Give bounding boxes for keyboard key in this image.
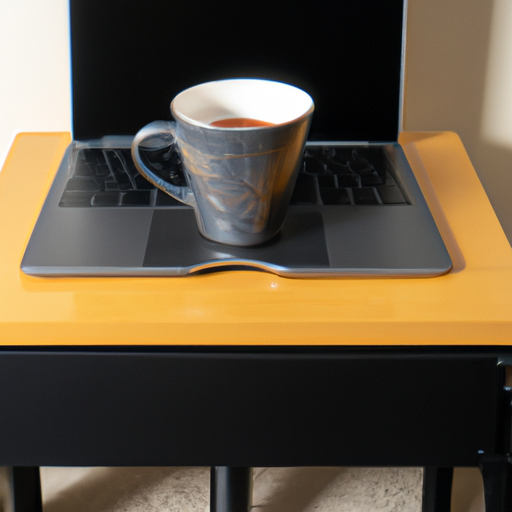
[303,156,326,174]
[104,180,120,190]
[320,187,351,205]
[336,174,360,188]
[349,158,373,173]
[66,177,101,191]
[105,151,136,188]
[327,162,352,174]
[121,191,152,206]
[120,149,141,177]
[329,147,353,165]
[353,187,379,205]
[114,172,133,190]
[359,172,384,186]
[59,190,95,207]
[91,192,122,206]
[317,175,336,188]
[377,185,407,204]
[74,160,94,177]
[330,155,350,167]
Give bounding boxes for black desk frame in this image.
[2,346,512,512]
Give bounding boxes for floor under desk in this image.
[4,466,484,512]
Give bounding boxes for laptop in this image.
[21,0,452,278]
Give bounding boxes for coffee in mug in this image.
[209,118,276,128]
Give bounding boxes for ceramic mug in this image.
[131,79,314,246]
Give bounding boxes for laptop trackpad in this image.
[143,209,330,270]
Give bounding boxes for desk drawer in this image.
[0,349,500,467]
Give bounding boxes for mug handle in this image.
[131,120,196,206]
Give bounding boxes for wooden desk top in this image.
[1,131,511,346]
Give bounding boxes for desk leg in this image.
[479,456,512,512]
[210,467,252,512]
[8,467,43,512]
[422,467,453,512]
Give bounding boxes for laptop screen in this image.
[70,0,405,142]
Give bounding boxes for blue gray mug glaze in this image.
[132,85,313,247]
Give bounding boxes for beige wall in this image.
[405,0,512,242]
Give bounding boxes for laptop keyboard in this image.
[59,146,407,208]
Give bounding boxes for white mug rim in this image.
[170,78,314,130]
